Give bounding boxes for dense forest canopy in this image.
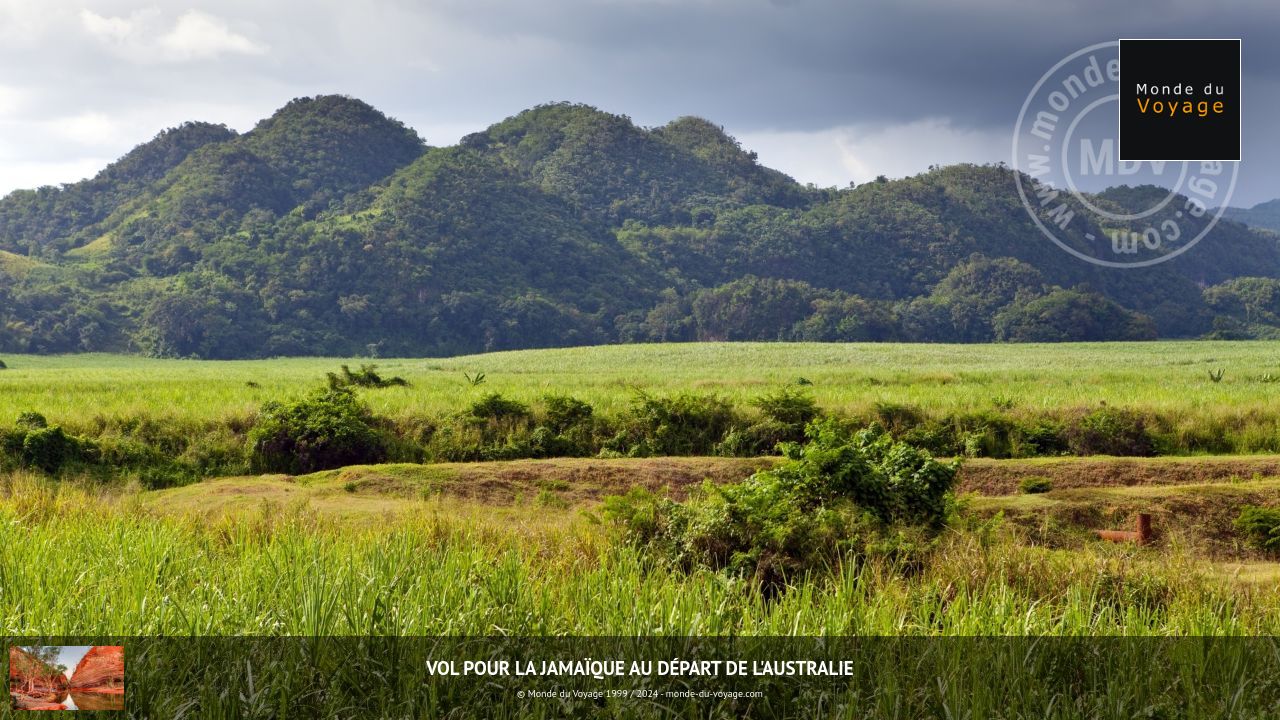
[1,95,1278,357]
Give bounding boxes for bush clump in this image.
[1064,406,1155,456]
[16,411,47,430]
[719,387,821,456]
[604,419,959,592]
[872,401,925,434]
[249,389,390,474]
[468,393,531,422]
[22,426,79,473]
[543,395,594,434]
[1019,476,1053,494]
[753,387,820,428]
[326,364,408,390]
[1,411,97,474]
[1018,418,1068,456]
[530,395,599,457]
[607,391,739,457]
[437,395,602,462]
[1234,506,1280,555]
[424,393,546,462]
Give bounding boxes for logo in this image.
[1119,39,1241,161]
[1012,41,1238,268]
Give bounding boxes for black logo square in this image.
[1119,39,1240,161]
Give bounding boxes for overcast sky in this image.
[1,0,1277,206]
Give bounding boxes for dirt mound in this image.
[958,456,1280,495]
[436,456,778,503]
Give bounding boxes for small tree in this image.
[605,420,959,592]
[249,389,389,474]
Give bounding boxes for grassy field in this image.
[11,467,1279,717]
[3,467,1279,638]
[3,341,1280,427]
[3,344,1280,644]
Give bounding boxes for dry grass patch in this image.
[142,456,779,520]
[959,455,1280,494]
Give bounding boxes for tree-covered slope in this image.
[1222,199,1280,234]
[87,95,425,273]
[240,95,427,210]
[465,103,815,225]
[179,147,664,357]
[2,96,1279,357]
[0,121,236,255]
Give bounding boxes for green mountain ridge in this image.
[0,121,237,255]
[1,95,1278,357]
[1222,199,1280,234]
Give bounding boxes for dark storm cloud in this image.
[407,0,1280,130]
[0,0,1276,203]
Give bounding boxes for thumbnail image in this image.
[9,646,124,712]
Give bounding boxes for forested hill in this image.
[2,95,1280,358]
[1223,199,1280,234]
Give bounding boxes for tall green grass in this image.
[2,474,1276,637]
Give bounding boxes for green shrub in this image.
[1064,406,1155,456]
[1234,506,1280,555]
[249,389,390,474]
[991,395,1016,410]
[1019,476,1053,494]
[489,425,571,460]
[716,419,796,457]
[533,395,600,456]
[326,364,408,390]
[900,421,960,456]
[468,393,531,422]
[962,429,993,458]
[0,359,7,369]
[950,413,1014,459]
[542,395,593,433]
[872,402,925,433]
[896,413,1067,459]
[178,433,251,478]
[16,411,48,430]
[21,425,94,474]
[752,387,819,427]
[717,387,822,455]
[1,412,98,475]
[0,427,23,464]
[421,394,541,462]
[88,435,202,489]
[607,392,740,457]
[423,423,488,462]
[604,420,959,592]
[1017,418,1067,456]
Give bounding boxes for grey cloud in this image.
[0,0,1276,203]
